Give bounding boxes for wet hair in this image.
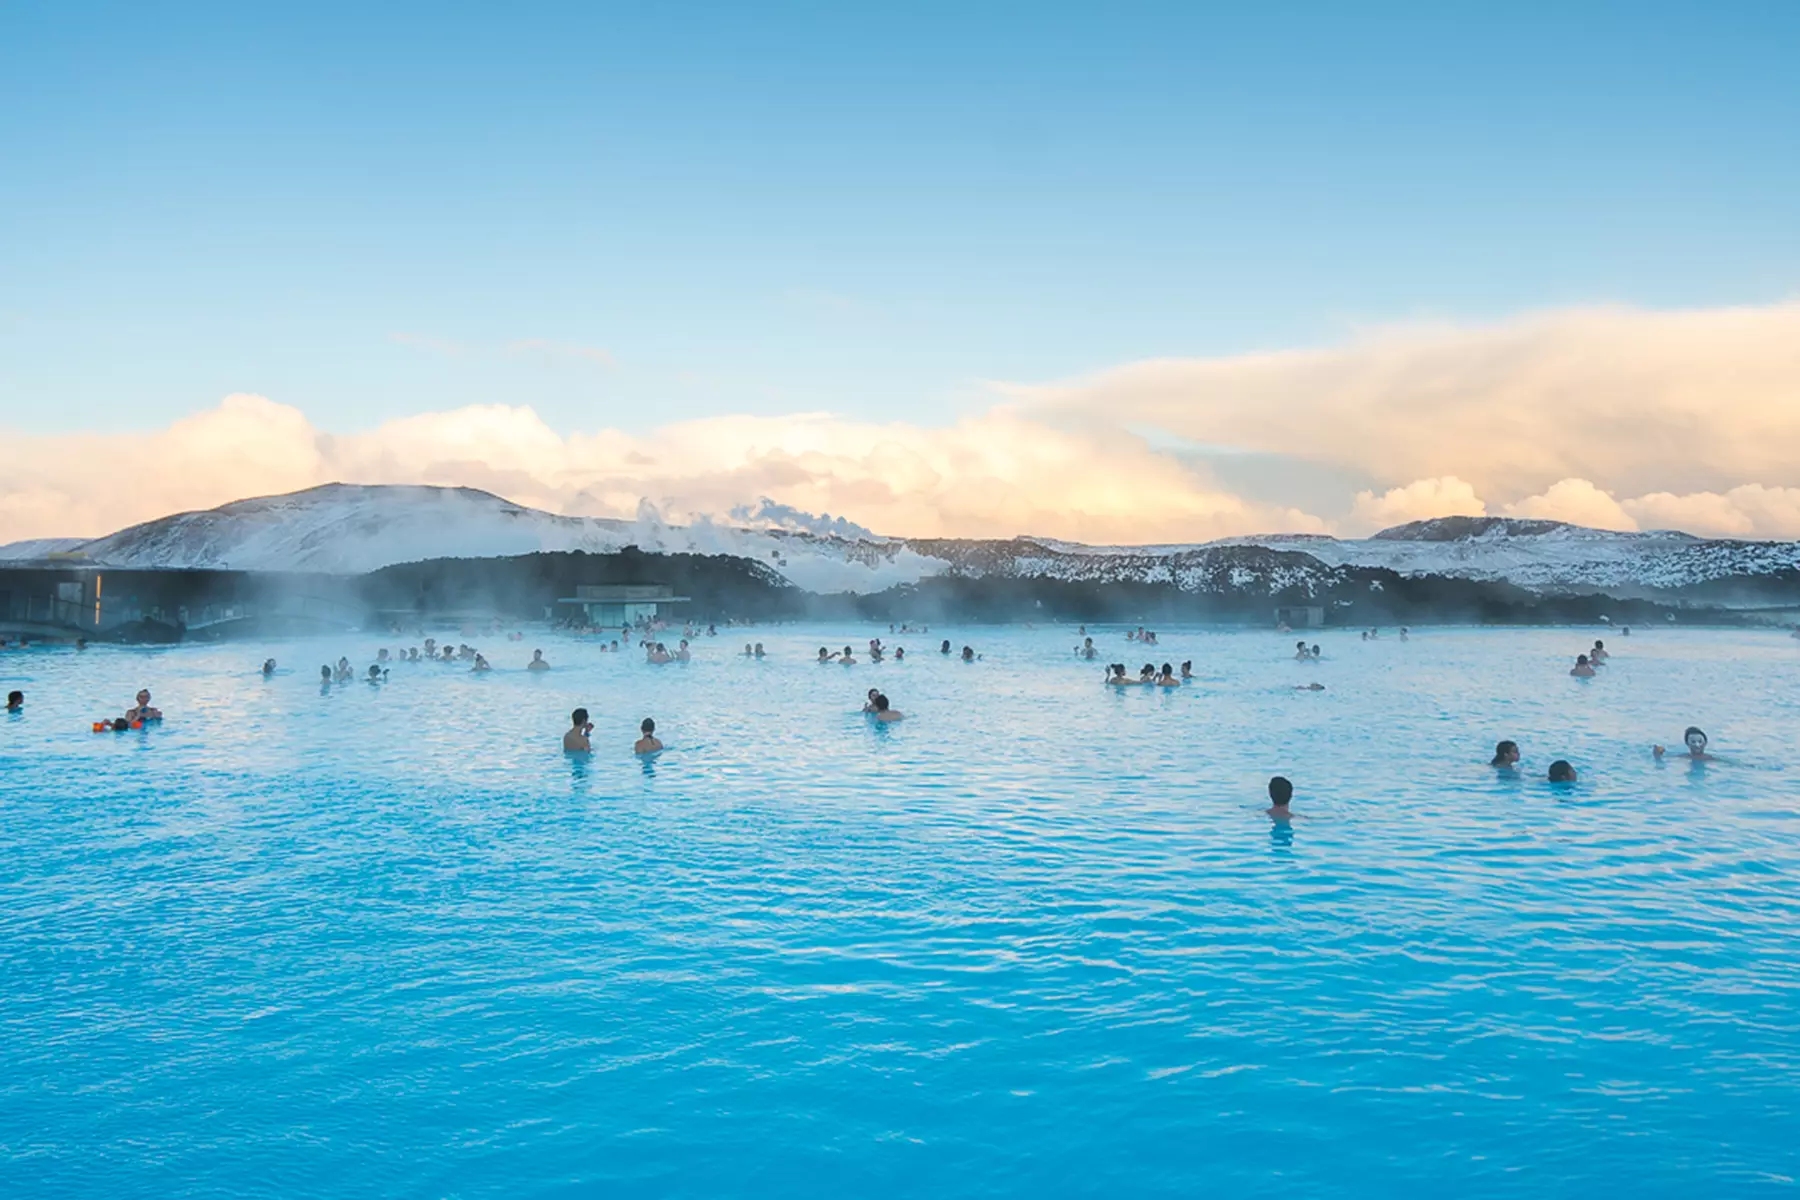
[1161,663,1173,675]
[640,717,656,734]
[6,690,21,706]
[112,718,130,731]
[941,640,951,652]
[1594,640,1605,648]
[1683,726,1707,745]
[1268,776,1293,805]
[320,666,332,680]
[1576,654,1590,664]
[873,694,890,712]
[1491,740,1519,765]
[1140,663,1155,675]
[1548,760,1576,782]
[571,708,589,726]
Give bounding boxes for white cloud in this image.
[1621,484,1800,539]
[0,395,1326,545]
[1022,301,1800,504]
[1345,476,1486,534]
[10,301,1800,545]
[1502,478,1639,530]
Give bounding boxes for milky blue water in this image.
[3,624,1799,1197]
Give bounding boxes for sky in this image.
[4,2,1800,543]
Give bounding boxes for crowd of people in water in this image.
[5,615,1753,802]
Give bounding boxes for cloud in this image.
[0,395,1325,545]
[1502,478,1638,531]
[388,331,466,357]
[9,301,1800,546]
[506,339,615,367]
[1621,484,1800,539]
[1346,476,1485,534]
[1020,301,1800,505]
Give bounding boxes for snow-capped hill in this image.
[4,483,1798,602]
[905,538,1349,597]
[1373,516,1582,541]
[0,536,89,560]
[5,483,949,593]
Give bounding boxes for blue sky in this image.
[3,1,1798,438]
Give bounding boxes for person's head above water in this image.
[873,694,890,713]
[1268,776,1293,807]
[1491,740,1520,766]
[1161,663,1174,676]
[5,690,21,710]
[1576,654,1590,665]
[1548,760,1577,782]
[1684,726,1709,755]
[941,640,951,653]
[641,717,655,734]
[571,707,589,727]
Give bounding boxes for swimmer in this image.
[528,649,550,671]
[1570,654,1596,678]
[817,647,837,664]
[319,665,332,684]
[366,664,383,683]
[471,654,491,673]
[1295,640,1310,660]
[1590,639,1608,663]
[378,648,390,664]
[1653,726,1713,761]
[1292,682,1325,691]
[610,640,620,653]
[862,687,881,713]
[1138,663,1156,682]
[424,638,437,658]
[754,642,766,658]
[1155,663,1180,686]
[75,637,87,651]
[125,689,162,722]
[5,690,21,712]
[1490,740,1521,768]
[335,656,354,682]
[1105,663,1136,686]
[442,647,455,662]
[1180,660,1193,679]
[871,693,903,722]
[839,645,858,665]
[1078,637,1097,660]
[742,644,755,657]
[1548,760,1578,783]
[676,640,691,663]
[961,646,977,662]
[893,646,904,661]
[261,658,276,677]
[563,707,593,752]
[634,717,663,754]
[1266,776,1296,821]
[1310,644,1321,659]
[940,640,952,655]
[1399,627,1409,642]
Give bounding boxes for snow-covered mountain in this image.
[0,484,947,594]
[5,484,1799,602]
